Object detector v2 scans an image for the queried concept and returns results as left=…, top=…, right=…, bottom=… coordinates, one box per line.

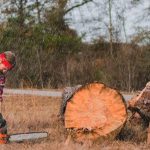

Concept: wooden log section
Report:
left=64, top=82, right=127, bottom=142
left=128, top=82, right=150, bottom=143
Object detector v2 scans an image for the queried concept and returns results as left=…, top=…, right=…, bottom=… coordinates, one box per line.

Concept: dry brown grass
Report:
left=0, top=94, right=150, bottom=150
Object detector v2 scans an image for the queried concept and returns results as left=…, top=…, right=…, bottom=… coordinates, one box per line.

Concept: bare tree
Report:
left=65, top=0, right=93, bottom=14
left=108, top=0, right=114, bottom=57
left=36, top=0, right=41, bottom=23
left=130, top=0, right=150, bottom=45
left=12, top=0, right=27, bottom=28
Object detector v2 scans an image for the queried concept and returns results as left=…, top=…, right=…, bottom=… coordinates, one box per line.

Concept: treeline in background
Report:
left=0, top=0, right=149, bottom=91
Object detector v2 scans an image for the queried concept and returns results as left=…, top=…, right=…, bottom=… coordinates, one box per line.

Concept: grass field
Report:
left=1, top=94, right=150, bottom=150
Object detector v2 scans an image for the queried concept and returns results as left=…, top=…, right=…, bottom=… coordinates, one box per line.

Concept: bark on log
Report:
left=60, top=82, right=127, bottom=142
left=128, top=82, right=150, bottom=128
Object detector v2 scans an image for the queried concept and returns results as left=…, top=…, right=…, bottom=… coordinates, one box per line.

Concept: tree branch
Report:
left=65, top=0, right=93, bottom=14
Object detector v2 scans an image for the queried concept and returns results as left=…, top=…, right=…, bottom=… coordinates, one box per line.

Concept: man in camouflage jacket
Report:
left=0, top=51, right=16, bottom=135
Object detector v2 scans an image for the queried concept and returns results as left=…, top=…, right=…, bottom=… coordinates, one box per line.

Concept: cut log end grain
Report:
left=64, top=82, right=127, bottom=142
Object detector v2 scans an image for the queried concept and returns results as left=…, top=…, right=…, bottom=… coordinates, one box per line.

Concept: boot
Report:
left=0, top=113, right=8, bottom=144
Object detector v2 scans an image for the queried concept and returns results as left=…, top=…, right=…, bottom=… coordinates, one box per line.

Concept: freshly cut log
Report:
left=128, top=82, right=150, bottom=143
left=62, top=82, right=127, bottom=142
left=128, top=82, right=150, bottom=128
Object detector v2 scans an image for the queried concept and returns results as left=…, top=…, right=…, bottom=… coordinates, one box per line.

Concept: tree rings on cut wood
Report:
left=64, top=82, right=127, bottom=142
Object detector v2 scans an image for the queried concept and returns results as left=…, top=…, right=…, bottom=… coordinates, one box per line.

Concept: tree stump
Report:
left=60, top=82, right=127, bottom=143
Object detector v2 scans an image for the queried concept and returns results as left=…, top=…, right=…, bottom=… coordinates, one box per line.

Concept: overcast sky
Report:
left=65, top=0, right=150, bottom=42
left=0, top=0, right=149, bottom=42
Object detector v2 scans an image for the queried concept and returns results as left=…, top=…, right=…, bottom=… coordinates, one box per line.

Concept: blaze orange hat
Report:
left=0, top=51, right=16, bottom=70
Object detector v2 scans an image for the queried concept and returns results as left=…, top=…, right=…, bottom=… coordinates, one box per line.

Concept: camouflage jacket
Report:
left=0, top=74, right=5, bottom=102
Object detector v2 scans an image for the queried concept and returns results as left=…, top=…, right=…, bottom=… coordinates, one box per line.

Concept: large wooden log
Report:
left=60, top=82, right=127, bottom=143
left=128, top=82, right=150, bottom=143
left=128, top=82, right=150, bottom=126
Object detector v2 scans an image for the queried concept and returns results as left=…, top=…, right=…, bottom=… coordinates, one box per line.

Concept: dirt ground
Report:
left=0, top=94, right=150, bottom=150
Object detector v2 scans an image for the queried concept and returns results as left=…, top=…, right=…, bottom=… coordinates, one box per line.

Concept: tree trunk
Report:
left=60, top=82, right=127, bottom=143
left=108, top=0, right=113, bottom=58
left=36, top=0, right=41, bottom=23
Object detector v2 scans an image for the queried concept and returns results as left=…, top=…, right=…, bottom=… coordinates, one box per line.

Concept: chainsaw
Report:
left=0, top=132, right=48, bottom=143
left=9, top=132, right=48, bottom=142
left=0, top=113, right=48, bottom=144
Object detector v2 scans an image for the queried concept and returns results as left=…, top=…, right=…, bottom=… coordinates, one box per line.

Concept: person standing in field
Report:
left=0, top=51, right=16, bottom=108
left=0, top=51, right=16, bottom=136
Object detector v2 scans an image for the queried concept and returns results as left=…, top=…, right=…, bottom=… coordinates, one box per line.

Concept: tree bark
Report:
left=60, top=82, right=127, bottom=143
left=128, top=82, right=150, bottom=129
